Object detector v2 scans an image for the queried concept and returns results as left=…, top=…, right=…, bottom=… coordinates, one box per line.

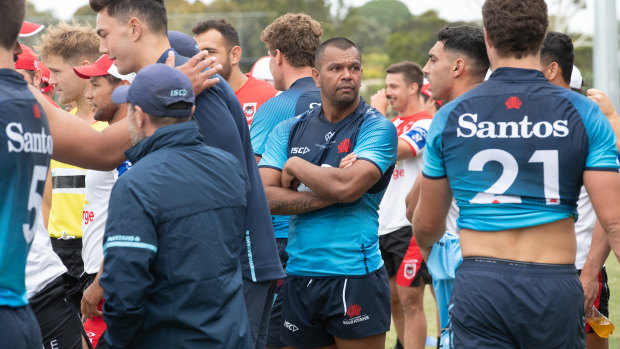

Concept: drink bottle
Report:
left=586, top=306, right=615, bottom=338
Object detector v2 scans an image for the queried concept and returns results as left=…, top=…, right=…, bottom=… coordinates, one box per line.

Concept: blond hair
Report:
left=36, top=21, right=100, bottom=64
left=261, top=13, right=323, bottom=68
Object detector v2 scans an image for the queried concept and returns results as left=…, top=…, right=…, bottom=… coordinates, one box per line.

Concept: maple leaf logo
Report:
left=338, top=138, right=351, bottom=153
left=505, top=96, right=522, bottom=109
left=346, top=304, right=361, bottom=318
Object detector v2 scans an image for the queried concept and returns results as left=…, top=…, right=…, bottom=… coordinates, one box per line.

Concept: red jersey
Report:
left=236, top=76, right=277, bottom=126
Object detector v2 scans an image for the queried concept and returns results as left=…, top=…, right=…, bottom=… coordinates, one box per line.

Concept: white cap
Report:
left=570, top=65, right=582, bottom=90
left=250, top=56, right=273, bottom=81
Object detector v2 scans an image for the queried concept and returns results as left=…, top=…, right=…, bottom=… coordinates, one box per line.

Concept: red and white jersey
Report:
left=236, top=76, right=278, bottom=126
left=82, top=169, right=115, bottom=274
left=378, top=111, right=433, bottom=236
left=575, top=186, right=596, bottom=269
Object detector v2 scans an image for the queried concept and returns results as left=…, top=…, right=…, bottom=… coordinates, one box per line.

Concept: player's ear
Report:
left=453, top=58, right=465, bottom=77
left=128, top=17, right=143, bottom=42
left=230, top=46, right=242, bottom=65
left=312, top=67, right=321, bottom=88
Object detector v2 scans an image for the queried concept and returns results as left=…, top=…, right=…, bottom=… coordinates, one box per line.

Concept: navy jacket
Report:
left=158, top=49, right=284, bottom=282
left=101, top=122, right=252, bottom=349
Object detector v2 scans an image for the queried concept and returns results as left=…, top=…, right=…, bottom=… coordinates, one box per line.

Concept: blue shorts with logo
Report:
left=449, top=257, right=585, bottom=349
left=281, top=267, right=391, bottom=348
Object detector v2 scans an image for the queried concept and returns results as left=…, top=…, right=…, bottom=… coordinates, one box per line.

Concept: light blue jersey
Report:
left=259, top=99, right=397, bottom=276
left=0, top=70, right=52, bottom=306
left=423, top=68, right=618, bottom=231
left=251, top=77, right=321, bottom=239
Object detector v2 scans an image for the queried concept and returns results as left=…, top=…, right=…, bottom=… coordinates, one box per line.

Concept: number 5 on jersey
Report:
left=23, top=165, right=48, bottom=243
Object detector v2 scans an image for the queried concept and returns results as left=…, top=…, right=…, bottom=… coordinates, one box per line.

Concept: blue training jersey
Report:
left=423, top=68, right=618, bottom=231
left=250, top=76, right=321, bottom=239
left=0, top=69, right=52, bottom=306
left=259, top=99, right=397, bottom=276
left=159, top=50, right=284, bottom=282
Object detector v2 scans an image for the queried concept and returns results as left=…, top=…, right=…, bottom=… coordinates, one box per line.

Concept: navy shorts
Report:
left=449, top=257, right=585, bottom=349
left=0, top=305, right=42, bottom=349
left=266, top=238, right=288, bottom=348
left=281, top=267, right=391, bottom=348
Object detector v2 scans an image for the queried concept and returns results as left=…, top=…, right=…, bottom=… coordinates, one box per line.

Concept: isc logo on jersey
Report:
left=291, top=147, right=310, bottom=154
left=456, top=113, right=569, bottom=139
left=6, top=122, right=53, bottom=154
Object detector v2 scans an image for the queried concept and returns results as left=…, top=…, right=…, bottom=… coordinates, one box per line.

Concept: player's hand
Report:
left=282, top=158, right=301, bottom=190
left=579, top=271, right=599, bottom=315
left=81, top=280, right=104, bottom=320
left=587, top=89, right=617, bottom=118
left=339, top=152, right=358, bottom=169
left=165, top=50, right=222, bottom=95
left=281, top=167, right=299, bottom=191
left=370, top=89, right=388, bottom=116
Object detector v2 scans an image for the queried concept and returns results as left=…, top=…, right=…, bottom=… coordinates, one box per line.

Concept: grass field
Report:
left=385, top=254, right=620, bottom=349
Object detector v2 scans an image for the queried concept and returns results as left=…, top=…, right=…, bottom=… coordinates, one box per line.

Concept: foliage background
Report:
left=22, top=0, right=596, bottom=102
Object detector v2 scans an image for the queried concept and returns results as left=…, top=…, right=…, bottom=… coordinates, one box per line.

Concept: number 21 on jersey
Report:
left=468, top=149, right=559, bottom=205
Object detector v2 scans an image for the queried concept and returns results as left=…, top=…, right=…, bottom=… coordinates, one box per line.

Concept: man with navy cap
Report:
left=100, top=63, right=252, bottom=349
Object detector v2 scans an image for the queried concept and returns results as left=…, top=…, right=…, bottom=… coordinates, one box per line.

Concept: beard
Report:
left=94, top=101, right=120, bottom=123
left=219, top=60, right=232, bottom=81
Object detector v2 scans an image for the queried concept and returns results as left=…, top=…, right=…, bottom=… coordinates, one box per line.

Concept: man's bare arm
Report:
left=282, top=156, right=381, bottom=203
left=580, top=221, right=611, bottom=313
left=584, top=170, right=620, bottom=262
left=413, top=176, right=452, bottom=250
left=30, top=85, right=130, bottom=170
left=405, top=173, right=423, bottom=223
left=259, top=167, right=334, bottom=215
left=587, top=89, right=620, bottom=151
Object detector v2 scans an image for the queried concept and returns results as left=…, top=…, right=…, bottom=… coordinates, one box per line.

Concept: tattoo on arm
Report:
left=270, top=195, right=320, bottom=215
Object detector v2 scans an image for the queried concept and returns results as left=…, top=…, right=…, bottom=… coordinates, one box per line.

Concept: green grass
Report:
left=386, top=254, right=620, bottom=348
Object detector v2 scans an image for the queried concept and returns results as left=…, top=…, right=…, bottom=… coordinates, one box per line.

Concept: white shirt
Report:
left=82, top=169, right=115, bottom=274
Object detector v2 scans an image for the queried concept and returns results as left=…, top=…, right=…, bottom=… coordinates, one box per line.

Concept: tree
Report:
left=386, top=10, right=474, bottom=65
left=351, top=0, right=412, bottom=33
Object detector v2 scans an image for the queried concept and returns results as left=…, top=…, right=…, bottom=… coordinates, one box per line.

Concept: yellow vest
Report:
left=48, top=109, right=108, bottom=238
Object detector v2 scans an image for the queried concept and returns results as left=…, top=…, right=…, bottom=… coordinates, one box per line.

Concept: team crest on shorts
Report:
left=343, top=303, right=370, bottom=325
left=403, top=259, right=418, bottom=280
left=243, top=102, right=257, bottom=122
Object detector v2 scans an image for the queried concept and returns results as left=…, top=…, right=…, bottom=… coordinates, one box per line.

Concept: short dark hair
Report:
left=89, top=0, right=167, bottom=35
left=541, top=31, right=574, bottom=85
left=314, top=37, right=361, bottom=69
left=261, top=13, right=323, bottom=68
left=0, top=0, right=25, bottom=51
left=482, top=0, right=548, bottom=59
left=192, top=18, right=240, bottom=48
left=102, top=74, right=123, bottom=85
left=386, top=61, right=423, bottom=92
left=437, top=26, right=490, bottom=80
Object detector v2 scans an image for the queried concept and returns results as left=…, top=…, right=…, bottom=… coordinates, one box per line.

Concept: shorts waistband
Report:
left=287, top=266, right=386, bottom=280
left=50, top=237, right=82, bottom=248
left=461, top=257, right=577, bottom=276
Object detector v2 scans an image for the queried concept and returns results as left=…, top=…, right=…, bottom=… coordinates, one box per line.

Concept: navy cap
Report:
left=168, top=30, right=200, bottom=57
left=112, top=63, right=195, bottom=118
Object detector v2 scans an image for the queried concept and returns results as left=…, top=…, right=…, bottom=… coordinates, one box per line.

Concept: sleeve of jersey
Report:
left=100, top=180, right=156, bottom=347
left=422, top=111, right=449, bottom=179
left=258, top=118, right=295, bottom=171
left=399, top=118, right=433, bottom=157
left=250, top=99, right=278, bottom=156
left=353, top=116, right=398, bottom=174
left=581, top=103, right=619, bottom=171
